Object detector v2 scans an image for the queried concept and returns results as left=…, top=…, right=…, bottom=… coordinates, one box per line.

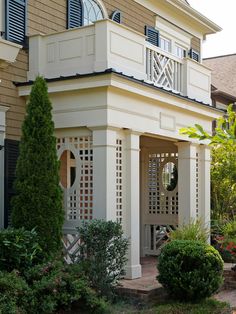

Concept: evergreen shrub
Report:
left=157, top=240, right=224, bottom=301
left=0, top=228, right=42, bottom=273
left=11, top=76, right=64, bottom=257
left=77, top=220, right=129, bottom=298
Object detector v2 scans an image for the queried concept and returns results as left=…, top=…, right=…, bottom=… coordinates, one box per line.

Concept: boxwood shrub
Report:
left=157, top=240, right=224, bottom=301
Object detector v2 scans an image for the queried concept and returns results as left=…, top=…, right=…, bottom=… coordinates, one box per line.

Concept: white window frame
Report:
left=160, top=35, right=171, bottom=53
left=155, top=16, right=192, bottom=59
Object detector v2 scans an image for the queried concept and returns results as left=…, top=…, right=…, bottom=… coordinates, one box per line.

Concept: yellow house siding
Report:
left=103, top=0, right=155, bottom=33
left=3, top=0, right=67, bottom=140
left=191, top=36, right=200, bottom=53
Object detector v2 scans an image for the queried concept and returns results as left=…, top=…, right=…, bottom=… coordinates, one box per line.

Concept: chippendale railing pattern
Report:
left=146, top=44, right=183, bottom=93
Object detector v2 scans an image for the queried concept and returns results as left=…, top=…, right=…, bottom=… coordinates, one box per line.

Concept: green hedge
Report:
left=157, top=240, right=224, bottom=301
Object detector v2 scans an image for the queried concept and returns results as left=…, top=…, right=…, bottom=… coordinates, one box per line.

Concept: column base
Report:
left=125, top=264, right=142, bottom=279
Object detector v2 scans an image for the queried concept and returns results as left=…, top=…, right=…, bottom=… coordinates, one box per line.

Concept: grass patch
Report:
left=155, top=299, right=230, bottom=314
left=109, top=298, right=230, bottom=314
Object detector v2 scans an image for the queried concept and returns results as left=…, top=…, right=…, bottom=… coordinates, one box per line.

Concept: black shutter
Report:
left=111, top=10, right=122, bottom=24
left=4, top=139, right=19, bottom=227
left=5, top=0, right=27, bottom=44
left=189, top=48, right=200, bottom=62
left=67, top=0, right=83, bottom=29
left=145, top=26, right=159, bottom=47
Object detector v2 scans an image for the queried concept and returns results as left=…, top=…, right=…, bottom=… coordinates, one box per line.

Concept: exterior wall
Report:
left=103, top=0, right=155, bottom=33
left=0, top=51, right=27, bottom=140
left=0, top=0, right=67, bottom=140
left=191, top=36, right=201, bottom=53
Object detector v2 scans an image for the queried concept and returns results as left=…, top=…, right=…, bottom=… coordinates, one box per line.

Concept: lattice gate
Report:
left=141, top=139, right=178, bottom=256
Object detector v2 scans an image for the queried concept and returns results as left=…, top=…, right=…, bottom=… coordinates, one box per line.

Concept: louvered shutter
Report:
left=111, top=10, right=121, bottom=24
left=67, top=0, right=83, bottom=29
left=5, top=0, right=27, bottom=44
left=189, top=48, right=200, bottom=62
left=4, top=139, right=19, bottom=227
left=145, top=26, right=159, bottom=47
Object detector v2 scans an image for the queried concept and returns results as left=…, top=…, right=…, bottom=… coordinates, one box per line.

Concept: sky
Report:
left=188, top=0, right=236, bottom=58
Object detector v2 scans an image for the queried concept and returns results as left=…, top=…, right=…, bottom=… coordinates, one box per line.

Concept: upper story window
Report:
left=160, top=36, right=171, bottom=53
left=67, top=0, right=104, bottom=29
left=5, top=0, right=27, bottom=45
left=175, top=45, right=186, bottom=58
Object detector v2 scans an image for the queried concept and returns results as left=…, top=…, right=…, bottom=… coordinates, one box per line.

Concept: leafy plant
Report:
left=0, top=270, right=30, bottom=314
left=0, top=228, right=42, bottom=273
left=212, top=220, right=236, bottom=262
left=169, top=220, right=209, bottom=243
left=77, top=220, right=129, bottom=298
left=11, top=76, right=64, bottom=258
left=157, top=240, right=224, bottom=301
left=24, top=261, right=108, bottom=314
left=211, top=145, right=236, bottom=220
left=180, top=104, right=236, bottom=145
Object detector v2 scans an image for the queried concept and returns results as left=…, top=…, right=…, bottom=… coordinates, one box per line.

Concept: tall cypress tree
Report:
left=11, top=76, right=64, bottom=257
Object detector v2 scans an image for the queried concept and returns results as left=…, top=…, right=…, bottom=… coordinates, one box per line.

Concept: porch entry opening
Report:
left=141, top=137, right=178, bottom=256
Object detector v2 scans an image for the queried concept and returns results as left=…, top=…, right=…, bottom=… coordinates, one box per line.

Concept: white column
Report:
left=176, top=142, right=197, bottom=226
left=92, top=128, right=117, bottom=221
left=0, top=106, right=8, bottom=229
left=199, top=145, right=211, bottom=231
left=124, top=131, right=142, bottom=279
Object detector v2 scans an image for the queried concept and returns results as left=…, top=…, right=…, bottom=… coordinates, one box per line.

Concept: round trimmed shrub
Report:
left=157, top=240, right=224, bottom=301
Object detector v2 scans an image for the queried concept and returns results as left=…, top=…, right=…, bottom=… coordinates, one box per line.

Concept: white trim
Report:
left=0, top=106, right=8, bottom=229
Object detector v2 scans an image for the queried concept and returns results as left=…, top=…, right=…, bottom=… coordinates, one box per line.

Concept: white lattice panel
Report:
left=57, top=136, right=93, bottom=223
left=116, top=139, right=123, bottom=224
left=148, top=152, right=178, bottom=216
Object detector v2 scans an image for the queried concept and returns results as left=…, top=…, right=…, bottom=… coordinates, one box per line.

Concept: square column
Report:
left=124, top=131, right=142, bottom=279
left=0, top=106, right=8, bottom=229
left=176, top=142, right=197, bottom=226
left=92, top=128, right=117, bottom=221
left=199, top=145, right=211, bottom=230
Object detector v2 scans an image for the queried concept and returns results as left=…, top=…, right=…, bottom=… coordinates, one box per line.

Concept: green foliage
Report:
left=0, top=228, right=43, bottom=273
left=154, top=299, right=230, bottom=314
left=0, top=262, right=108, bottom=314
left=77, top=220, right=129, bottom=298
left=212, top=220, right=236, bottom=263
left=169, top=220, right=209, bottom=243
left=211, top=145, right=236, bottom=220
left=0, top=271, right=29, bottom=314
left=11, top=76, right=64, bottom=257
left=157, top=240, right=224, bottom=301
left=180, top=104, right=236, bottom=145
left=24, top=261, right=108, bottom=314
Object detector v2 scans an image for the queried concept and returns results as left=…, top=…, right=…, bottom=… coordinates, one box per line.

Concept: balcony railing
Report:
left=146, top=43, right=183, bottom=93
left=27, top=19, right=211, bottom=104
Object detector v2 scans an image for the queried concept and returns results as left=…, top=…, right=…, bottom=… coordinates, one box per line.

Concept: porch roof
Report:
left=14, top=68, right=224, bottom=114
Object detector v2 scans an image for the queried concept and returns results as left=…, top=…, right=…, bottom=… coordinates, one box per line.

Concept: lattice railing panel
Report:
left=144, top=224, right=176, bottom=256
left=147, top=47, right=183, bottom=92
left=62, top=233, right=81, bottom=264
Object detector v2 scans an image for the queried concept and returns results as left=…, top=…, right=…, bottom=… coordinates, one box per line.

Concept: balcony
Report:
left=28, top=19, right=211, bottom=104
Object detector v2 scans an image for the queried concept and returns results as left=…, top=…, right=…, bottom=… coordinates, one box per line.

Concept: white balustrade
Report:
left=144, top=224, right=175, bottom=256
left=146, top=43, right=183, bottom=93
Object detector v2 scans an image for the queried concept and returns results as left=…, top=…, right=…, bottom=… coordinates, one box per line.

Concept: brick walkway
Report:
left=119, top=257, right=236, bottom=307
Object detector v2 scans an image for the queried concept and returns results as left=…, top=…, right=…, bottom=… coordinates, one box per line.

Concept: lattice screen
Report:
left=148, top=152, right=178, bottom=216
left=116, top=139, right=123, bottom=224
left=57, top=136, right=93, bottom=222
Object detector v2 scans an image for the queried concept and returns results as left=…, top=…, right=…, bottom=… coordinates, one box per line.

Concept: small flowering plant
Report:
left=213, top=235, right=236, bottom=263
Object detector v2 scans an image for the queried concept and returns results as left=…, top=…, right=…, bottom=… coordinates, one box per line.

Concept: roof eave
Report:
left=168, top=0, right=222, bottom=35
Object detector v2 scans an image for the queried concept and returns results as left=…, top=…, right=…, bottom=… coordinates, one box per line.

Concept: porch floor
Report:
left=120, top=257, right=161, bottom=292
